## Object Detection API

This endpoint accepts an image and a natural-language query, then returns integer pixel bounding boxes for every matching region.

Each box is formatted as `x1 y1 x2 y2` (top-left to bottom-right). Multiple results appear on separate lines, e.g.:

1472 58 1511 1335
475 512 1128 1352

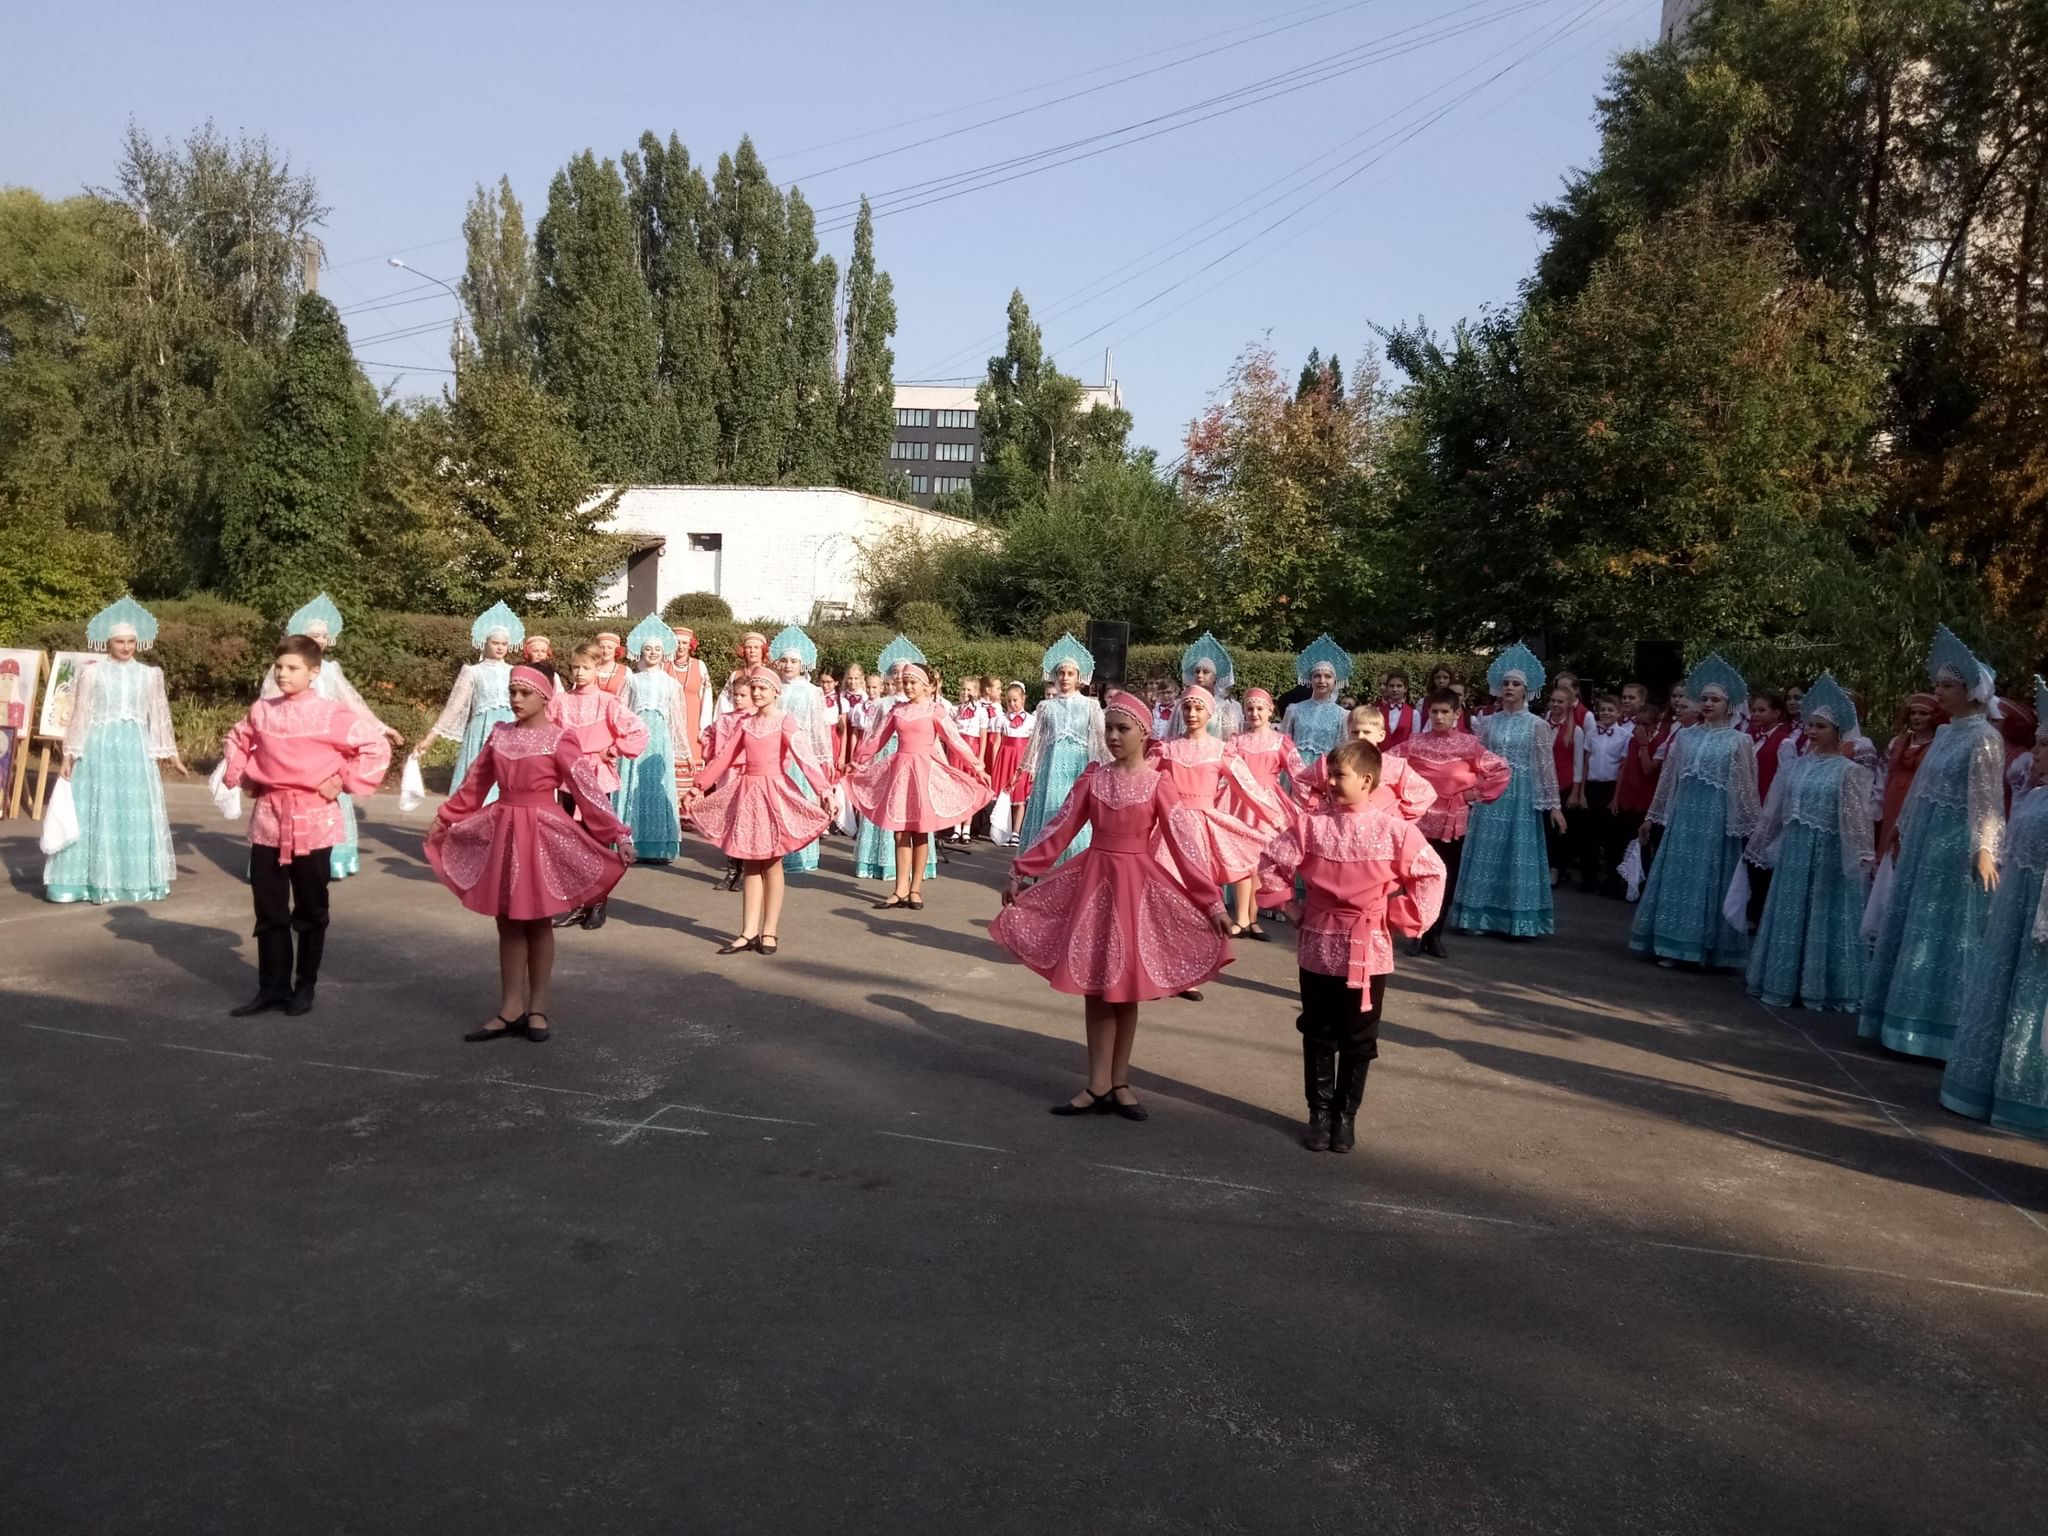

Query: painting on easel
39 651 96 741
0 648 46 818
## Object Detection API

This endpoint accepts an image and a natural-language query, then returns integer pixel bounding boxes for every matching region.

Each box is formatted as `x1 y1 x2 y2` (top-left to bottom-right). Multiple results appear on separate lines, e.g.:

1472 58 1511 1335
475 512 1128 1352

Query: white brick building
591 485 985 625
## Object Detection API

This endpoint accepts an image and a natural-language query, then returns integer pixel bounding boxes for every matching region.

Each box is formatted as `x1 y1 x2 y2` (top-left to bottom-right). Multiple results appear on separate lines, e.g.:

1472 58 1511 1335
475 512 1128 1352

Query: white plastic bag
398 754 427 813
1617 839 1645 902
1721 863 1752 932
989 791 1014 846
39 775 80 856
207 760 242 821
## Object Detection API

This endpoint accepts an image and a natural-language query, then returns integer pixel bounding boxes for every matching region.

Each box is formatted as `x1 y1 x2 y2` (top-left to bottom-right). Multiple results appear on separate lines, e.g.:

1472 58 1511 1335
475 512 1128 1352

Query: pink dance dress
686 712 834 860
1385 729 1512 842
847 698 992 834
1148 733 1270 884
1226 727 1311 907
991 763 1232 1002
427 723 632 920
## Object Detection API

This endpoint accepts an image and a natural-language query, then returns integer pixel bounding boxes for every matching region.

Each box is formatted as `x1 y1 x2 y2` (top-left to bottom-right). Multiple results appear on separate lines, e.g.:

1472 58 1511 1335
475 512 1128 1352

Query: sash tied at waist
495 790 562 810
1304 896 1388 989
261 787 333 865
1088 831 1153 857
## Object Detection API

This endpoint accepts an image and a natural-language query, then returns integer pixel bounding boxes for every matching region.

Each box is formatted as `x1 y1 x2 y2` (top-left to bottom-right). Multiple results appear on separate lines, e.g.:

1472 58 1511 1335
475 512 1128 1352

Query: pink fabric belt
496 790 560 810
1308 899 1387 989
1089 831 1152 856
262 787 331 865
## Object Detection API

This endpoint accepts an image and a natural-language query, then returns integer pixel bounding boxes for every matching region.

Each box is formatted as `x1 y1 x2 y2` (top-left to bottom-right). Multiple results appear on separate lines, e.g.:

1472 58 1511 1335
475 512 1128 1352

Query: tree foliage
836 199 897 494
460 176 536 376
973 290 1133 521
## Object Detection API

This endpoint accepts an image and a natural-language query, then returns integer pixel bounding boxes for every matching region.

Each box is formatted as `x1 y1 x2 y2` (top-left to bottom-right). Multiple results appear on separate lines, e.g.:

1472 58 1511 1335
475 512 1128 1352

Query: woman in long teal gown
1630 653 1760 969
1449 643 1564 937
1743 674 1873 1009
45 596 190 904
1279 633 1351 762
412 601 523 798
1015 633 1105 869
1860 626 2008 1060
265 594 405 880
613 615 689 863
856 638 939 882
1941 686 2048 1139
771 625 831 876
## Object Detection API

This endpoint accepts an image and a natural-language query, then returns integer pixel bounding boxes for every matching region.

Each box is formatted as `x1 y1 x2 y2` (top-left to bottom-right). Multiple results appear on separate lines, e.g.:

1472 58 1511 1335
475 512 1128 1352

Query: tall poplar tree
531 151 668 481
711 138 789 483
781 188 839 485
835 198 896 493
975 290 1130 521
459 176 536 376
219 292 375 614
623 132 720 481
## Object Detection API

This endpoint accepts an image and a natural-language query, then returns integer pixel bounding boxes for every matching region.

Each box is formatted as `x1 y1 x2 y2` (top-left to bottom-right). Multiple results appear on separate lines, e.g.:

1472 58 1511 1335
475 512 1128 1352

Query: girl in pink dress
426 663 634 1044
684 667 838 955
1149 686 1270 959
848 661 992 910
1258 739 1447 1153
1224 687 1310 935
993 689 1234 1121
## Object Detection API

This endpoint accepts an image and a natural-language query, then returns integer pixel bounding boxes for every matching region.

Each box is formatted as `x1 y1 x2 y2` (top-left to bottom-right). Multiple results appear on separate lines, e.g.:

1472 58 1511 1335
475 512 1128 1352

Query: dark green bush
895 600 959 638
664 591 733 623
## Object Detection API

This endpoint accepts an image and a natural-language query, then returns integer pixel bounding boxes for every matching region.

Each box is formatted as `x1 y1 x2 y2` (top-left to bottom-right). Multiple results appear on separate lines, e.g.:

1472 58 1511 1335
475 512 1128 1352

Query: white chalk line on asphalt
14 1016 2048 1302
302 1060 436 1080
1752 1000 2048 1238
664 1104 816 1127
160 1042 273 1062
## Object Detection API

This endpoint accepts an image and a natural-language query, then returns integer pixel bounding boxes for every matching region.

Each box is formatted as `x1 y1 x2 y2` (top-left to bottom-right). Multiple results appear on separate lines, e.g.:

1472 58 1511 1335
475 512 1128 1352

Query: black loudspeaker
1635 640 1685 702
1087 620 1131 691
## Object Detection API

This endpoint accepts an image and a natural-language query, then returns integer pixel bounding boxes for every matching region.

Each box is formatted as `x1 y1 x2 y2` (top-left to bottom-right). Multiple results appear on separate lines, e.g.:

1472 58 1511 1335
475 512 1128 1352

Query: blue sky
5 0 1651 456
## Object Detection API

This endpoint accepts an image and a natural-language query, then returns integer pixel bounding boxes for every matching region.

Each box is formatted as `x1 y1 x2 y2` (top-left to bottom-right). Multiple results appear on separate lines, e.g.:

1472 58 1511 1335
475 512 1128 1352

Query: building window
688 533 721 551
894 407 931 428
934 476 972 494
934 441 974 462
908 475 930 494
889 439 931 460
936 408 977 428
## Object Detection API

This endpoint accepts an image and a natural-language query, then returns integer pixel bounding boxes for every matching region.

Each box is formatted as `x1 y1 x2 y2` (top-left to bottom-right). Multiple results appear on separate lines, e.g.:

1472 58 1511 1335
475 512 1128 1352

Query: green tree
623 132 720 480
460 176 536 376
710 138 789 482
219 292 377 615
532 150 668 480
835 198 897 493
974 290 1132 521
781 189 839 485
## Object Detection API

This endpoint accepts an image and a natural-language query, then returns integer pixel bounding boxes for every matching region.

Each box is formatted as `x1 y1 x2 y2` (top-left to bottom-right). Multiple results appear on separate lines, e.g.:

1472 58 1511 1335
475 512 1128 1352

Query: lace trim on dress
491 724 566 760
1090 765 1162 808
1066 880 1125 994
1302 814 1403 863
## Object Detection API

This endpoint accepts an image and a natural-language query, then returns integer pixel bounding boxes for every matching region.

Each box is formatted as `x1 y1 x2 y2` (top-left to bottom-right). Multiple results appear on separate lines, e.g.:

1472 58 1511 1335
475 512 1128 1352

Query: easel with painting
0 648 49 820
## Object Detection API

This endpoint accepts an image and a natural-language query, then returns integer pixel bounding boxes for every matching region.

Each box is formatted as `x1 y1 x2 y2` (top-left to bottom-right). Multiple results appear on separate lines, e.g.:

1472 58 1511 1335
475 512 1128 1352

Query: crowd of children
30 596 2048 1149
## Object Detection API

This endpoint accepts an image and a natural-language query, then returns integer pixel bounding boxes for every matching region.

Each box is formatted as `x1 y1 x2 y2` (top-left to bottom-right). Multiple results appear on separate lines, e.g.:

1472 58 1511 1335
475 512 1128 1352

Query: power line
348 314 459 348
356 358 456 375
812 0 1565 233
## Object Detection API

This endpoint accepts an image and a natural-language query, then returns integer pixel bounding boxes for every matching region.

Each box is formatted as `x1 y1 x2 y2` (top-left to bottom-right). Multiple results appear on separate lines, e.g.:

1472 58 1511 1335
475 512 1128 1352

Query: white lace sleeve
667 681 694 761
1838 762 1876 875
423 664 477 745
1086 699 1108 763
61 663 99 761
1745 764 1790 868
1645 729 1682 827
1967 723 2006 858
324 661 383 728
1727 732 1761 840
1528 717 1561 812
144 666 177 759
1024 702 1055 783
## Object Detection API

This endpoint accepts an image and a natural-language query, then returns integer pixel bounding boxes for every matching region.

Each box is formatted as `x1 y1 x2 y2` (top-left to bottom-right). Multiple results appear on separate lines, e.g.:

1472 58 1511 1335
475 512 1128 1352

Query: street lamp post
386 257 467 369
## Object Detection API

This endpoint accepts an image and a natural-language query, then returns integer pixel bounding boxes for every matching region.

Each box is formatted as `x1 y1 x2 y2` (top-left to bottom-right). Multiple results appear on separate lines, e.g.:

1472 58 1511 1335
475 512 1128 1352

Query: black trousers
1297 968 1387 1057
1426 837 1463 942
250 845 331 997
1578 779 1617 891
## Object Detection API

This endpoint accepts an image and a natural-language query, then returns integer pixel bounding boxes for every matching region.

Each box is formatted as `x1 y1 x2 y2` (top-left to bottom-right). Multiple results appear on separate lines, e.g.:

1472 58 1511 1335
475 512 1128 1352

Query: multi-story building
887 365 1125 508
1660 0 1704 43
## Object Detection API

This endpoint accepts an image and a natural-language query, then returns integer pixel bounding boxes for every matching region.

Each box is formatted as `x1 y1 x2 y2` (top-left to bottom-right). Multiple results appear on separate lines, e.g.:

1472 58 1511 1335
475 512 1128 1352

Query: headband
595 631 621 644
510 664 556 698
1102 689 1150 733
743 665 782 696
1242 687 1273 707
1179 685 1216 709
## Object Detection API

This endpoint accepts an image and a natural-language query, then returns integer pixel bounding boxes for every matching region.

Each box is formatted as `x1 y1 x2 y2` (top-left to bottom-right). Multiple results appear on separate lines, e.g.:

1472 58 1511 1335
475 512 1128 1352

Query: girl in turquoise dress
613 614 691 862
771 624 832 876
45 596 191 904
1743 674 1874 1009
1279 633 1350 762
1448 643 1564 937
856 637 939 882
1016 633 1106 868
1630 654 1760 969
1941 679 2048 1139
1860 626 2008 1061
412 602 523 797
265 594 405 880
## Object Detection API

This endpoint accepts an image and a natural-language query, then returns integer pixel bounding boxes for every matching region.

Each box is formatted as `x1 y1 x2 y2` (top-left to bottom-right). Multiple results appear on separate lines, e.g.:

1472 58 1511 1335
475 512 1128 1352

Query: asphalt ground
3 786 2045 1534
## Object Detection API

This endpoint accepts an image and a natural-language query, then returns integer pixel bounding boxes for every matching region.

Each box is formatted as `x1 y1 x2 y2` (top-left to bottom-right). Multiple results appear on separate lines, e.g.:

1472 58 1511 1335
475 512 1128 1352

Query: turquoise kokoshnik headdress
1040 632 1094 684
1686 652 1748 710
1180 631 1235 690
626 613 679 663
86 595 160 651
470 601 525 653
285 592 345 644
1294 633 1352 687
770 625 818 673
1799 672 1859 741
1486 642 1544 697
1928 623 2000 716
877 633 928 676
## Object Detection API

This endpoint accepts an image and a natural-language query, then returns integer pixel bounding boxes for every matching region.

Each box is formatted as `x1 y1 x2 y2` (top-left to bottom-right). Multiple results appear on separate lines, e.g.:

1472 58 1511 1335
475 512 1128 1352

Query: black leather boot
231 931 294 1016
1331 1053 1371 1153
1301 1040 1336 1151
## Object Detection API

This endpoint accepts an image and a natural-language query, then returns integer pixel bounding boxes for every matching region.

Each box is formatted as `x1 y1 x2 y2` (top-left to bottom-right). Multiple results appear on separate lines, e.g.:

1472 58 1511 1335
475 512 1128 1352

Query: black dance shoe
1109 1085 1149 1122
228 992 287 1018
284 983 317 1017
1049 1090 1113 1117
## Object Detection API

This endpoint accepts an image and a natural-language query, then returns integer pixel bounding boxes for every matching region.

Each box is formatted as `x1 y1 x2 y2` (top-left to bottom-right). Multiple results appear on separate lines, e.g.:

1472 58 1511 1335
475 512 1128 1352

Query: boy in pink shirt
222 636 393 1016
